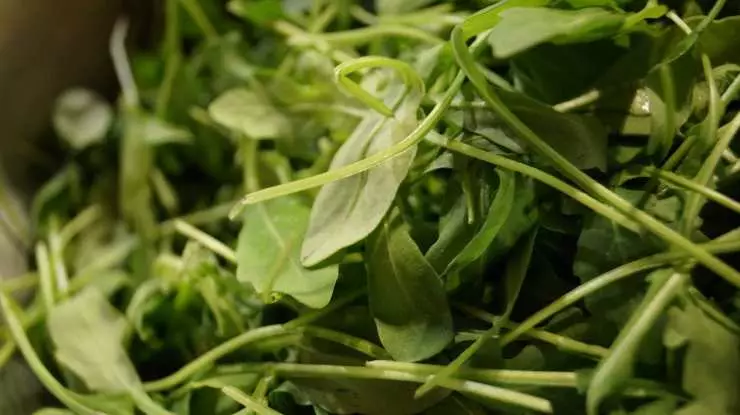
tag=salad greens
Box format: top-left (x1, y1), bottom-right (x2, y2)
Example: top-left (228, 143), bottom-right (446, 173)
top-left (2, 0), bottom-right (740, 414)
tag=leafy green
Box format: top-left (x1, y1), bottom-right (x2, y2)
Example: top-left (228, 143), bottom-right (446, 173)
top-left (367, 214), bottom-right (453, 362)
top-left (237, 196), bottom-right (339, 308)
top-left (300, 74), bottom-right (421, 266)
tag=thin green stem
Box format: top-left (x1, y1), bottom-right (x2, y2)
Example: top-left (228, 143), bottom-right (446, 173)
top-left (319, 25), bottom-right (443, 46)
top-left (159, 201), bottom-right (235, 233)
top-left (35, 242), bottom-right (55, 312)
top-left (156, 0), bottom-right (182, 118)
top-left (228, 44), bottom-right (480, 217)
top-left (48, 219), bottom-right (70, 298)
top-left (59, 205), bottom-right (102, 247)
top-left (552, 89), bottom-right (601, 113)
top-left (456, 304), bottom-right (608, 359)
top-left (179, 0), bottom-right (218, 41)
top-left (500, 237), bottom-right (740, 346)
top-left (110, 18), bottom-right (138, 108)
top-left (229, 363), bottom-right (553, 413)
top-left (334, 56), bottom-right (425, 117)
top-left (721, 72), bottom-right (740, 104)
top-left (301, 326), bottom-right (390, 359)
top-left (587, 272), bottom-right (688, 415)
top-left (646, 166), bottom-right (740, 215)
top-left (0, 272), bottom-right (38, 293)
top-left (682, 55), bottom-right (723, 235)
top-left (144, 325), bottom-right (289, 392)
top-left (173, 220), bottom-right (237, 264)
top-left (366, 361), bottom-right (577, 388)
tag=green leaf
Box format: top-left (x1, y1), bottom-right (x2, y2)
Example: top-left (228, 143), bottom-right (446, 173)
top-left (237, 196), bottom-right (339, 308)
top-left (511, 41), bottom-right (625, 105)
top-left (498, 88), bottom-right (609, 171)
top-left (487, 7), bottom-right (626, 59)
top-left (48, 287), bottom-right (141, 393)
top-left (53, 89), bottom-right (113, 150)
top-left (699, 16), bottom-right (740, 66)
top-left (664, 302), bottom-right (740, 415)
top-left (300, 77), bottom-right (421, 266)
top-left (367, 214), bottom-right (454, 362)
top-left (208, 88), bottom-right (289, 139)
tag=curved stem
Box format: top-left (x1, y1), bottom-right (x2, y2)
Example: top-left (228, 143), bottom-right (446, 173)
top-left (227, 35), bottom-right (490, 218)
top-left (334, 56), bottom-right (426, 117)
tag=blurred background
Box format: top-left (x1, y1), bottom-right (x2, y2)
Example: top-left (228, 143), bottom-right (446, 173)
top-left (0, 0), bottom-right (136, 412)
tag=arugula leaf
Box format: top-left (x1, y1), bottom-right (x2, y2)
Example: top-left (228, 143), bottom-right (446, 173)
top-left (237, 196), bottom-right (339, 308)
top-left (300, 74), bottom-right (421, 267)
top-left (48, 288), bottom-right (141, 393)
top-left (52, 89), bottom-right (113, 150)
top-left (367, 213), bottom-right (453, 362)
top-left (497, 88), bottom-right (609, 170)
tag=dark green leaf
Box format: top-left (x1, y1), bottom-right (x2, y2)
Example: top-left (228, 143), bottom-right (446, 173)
top-left (208, 88), bottom-right (289, 139)
top-left (52, 89), bottom-right (113, 150)
top-left (367, 214), bottom-right (453, 362)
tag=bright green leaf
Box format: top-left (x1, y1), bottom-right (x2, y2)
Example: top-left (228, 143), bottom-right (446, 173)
top-left (237, 196), bottom-right (339, 308)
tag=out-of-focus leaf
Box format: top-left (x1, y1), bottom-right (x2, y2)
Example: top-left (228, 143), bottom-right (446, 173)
top-left (53, 89), bottom-right (113, 150)
top-left (208, 88), bottom-right (289, 139)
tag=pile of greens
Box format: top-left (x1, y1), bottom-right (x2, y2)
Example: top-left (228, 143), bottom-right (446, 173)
top-left (3, 0), bottom-right (740, 413)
